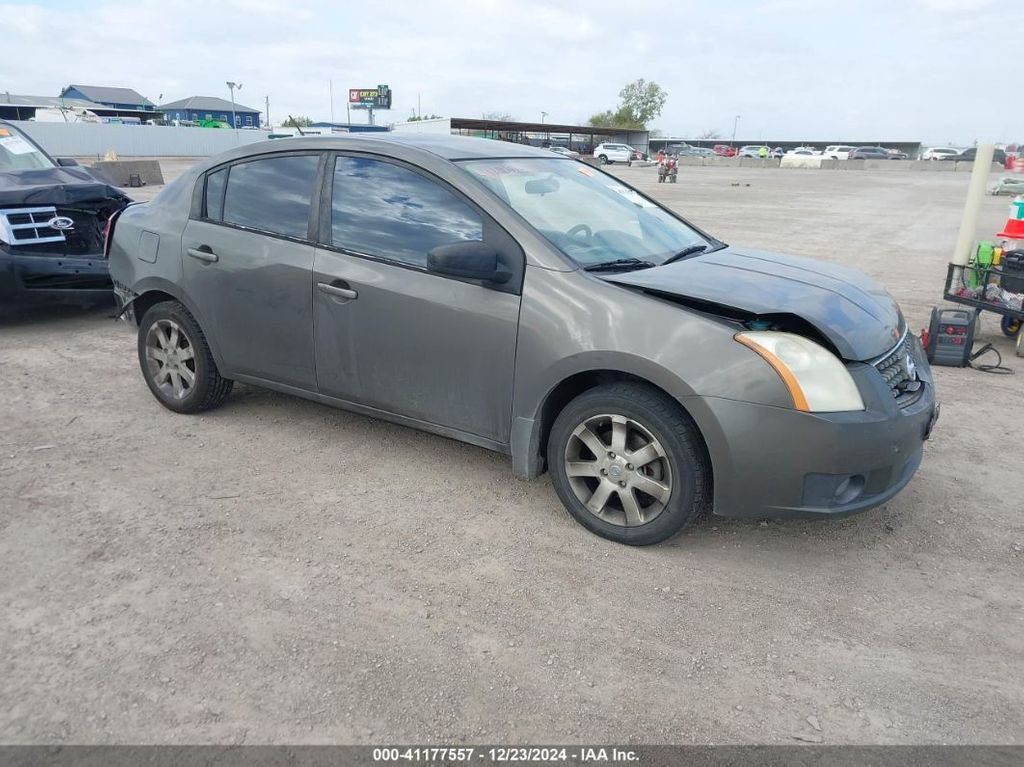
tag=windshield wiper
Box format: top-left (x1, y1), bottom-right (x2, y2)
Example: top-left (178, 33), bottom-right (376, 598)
top-left (582, 258), bottom-right (655, 273)
top-left (660, 244), bottom-right (709, 266)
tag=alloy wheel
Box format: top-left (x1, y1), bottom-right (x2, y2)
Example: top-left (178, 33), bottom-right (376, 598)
top-left (563, 413), bottom-right (672, 527)
top-left (144, 318), bottom-right (196, 400)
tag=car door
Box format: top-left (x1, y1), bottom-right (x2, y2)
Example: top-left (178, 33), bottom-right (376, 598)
top-left (312, 153), bottom-right (523, 443)
top-left (181, 151), bottom-right (324, 389)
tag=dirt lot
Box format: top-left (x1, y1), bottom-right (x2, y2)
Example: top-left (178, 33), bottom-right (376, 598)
top-left (1, 162), bottom-right (1022, 745)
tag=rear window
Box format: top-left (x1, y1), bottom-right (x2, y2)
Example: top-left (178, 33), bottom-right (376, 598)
top-left (220, 154), bottom-right (320, 239)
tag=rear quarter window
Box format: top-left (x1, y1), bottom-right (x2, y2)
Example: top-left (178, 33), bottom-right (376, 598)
top-left (204, 168), bottom-right (227, 220)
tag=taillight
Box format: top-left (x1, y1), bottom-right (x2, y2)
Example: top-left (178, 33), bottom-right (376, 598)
top-left (103, 208), bottom-right (124, 258)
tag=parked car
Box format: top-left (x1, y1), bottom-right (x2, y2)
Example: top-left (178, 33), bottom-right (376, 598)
top-left (770, 147), bottom-right (785, 159)
top-left (0, 120), bottom-right (130, 306)
top-left (785, 148), bottom-right (817, 157)
top-left (887, 150), bottom-right (909, 160)
top-left (920, 147), bottom-right (958, 161)
top-left (848, 146), bottom-right (893, 160)
top-left (593, 143), bottom-right (634, 164)
top-left (108, 135), bottom-right (938, 546)
top-left (682, 147), bottom-right (715, 158)
top-left (663, 143), bottom-right (690, 156)
top-left (548, 145), bottom-right (579, 158)
top-left (737, 145), bottom-right (769, 158)
top-left (940, 147), bottom-right (1007, 164)
top-left (823, 145), bottom-right (857, 160)
top-left (712, 144), bottom-right (737, 157)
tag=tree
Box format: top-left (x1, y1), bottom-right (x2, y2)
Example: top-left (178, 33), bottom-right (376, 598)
top-left (482, 111), bottom-right (515, 121)
top-left (287, 115), bottom-right (313, 127)
top-left (697, 129), bottom-right (722, 140)
top-left (587, 106), bottom-right (643, 131)
top-left (587, 79), bottom-right (667, 130)
top-left (408, 112), bottom-right (443, 122)
top-left (618, 79), bottom-right (667, 126)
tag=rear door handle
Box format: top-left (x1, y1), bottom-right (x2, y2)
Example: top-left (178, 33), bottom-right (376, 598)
top-left (317, 282), bottom-right (358, 300)
top-left (187, 247), bottom-right (218, 263)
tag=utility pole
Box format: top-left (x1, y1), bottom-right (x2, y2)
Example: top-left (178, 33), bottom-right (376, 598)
top-left (418, 92), bottom-right (421, 119)
top-left (226, 81), bottom-right (241, 137)
top-left (265, 95), bottom-right (270, 129)
top-left (732, 115), bottom-right (740, 147)
top-left (330, 80), bottom-right (335, 124)
top-left (541, 111), bottom-right (548, 123)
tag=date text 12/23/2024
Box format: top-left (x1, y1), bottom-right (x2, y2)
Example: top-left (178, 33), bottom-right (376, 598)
top-left (372, 747), bottom-right (639, 763)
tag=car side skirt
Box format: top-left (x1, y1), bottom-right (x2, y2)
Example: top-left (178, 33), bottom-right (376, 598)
top-left (231, 374), bottom-right (511, 457)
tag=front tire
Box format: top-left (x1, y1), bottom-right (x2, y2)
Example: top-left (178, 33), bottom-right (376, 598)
top-left (547, 383), bottom-right (711, 545)
top-left (137, 300), bottom-right (233, 414)
top-left (598, 155), bottom-right (608, 165)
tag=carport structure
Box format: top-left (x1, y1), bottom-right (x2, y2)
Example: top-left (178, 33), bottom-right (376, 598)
top-left (449, 117), bottom-right (650, 156)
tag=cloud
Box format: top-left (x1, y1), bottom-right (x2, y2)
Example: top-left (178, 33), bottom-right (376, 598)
top-left (916, 0), bottom-right (997, 11)
top-left (0, 0), bottom-right (1015, 143)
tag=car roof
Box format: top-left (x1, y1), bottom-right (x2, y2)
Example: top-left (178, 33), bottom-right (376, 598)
top-left (211, 132), bottom-right (562, 164)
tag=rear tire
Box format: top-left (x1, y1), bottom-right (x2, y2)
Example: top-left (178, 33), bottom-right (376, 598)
top-left (1000, 315), bottom-right (1021, 338)
top-left (547, 383), bottom-right (711, 545)
top-left (137, 300), bottom-right (233, 414)
top-left (598, 155), bottom-right (608, 165)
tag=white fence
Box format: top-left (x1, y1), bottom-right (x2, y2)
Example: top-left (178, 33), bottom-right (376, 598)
top-left (11, 121), bottom-right (269, 158)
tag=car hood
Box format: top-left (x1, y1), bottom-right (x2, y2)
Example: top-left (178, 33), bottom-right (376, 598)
top-left (604, 246), bottom-right (904, 361)
top-left (0, 166), bottom-right (129, 207)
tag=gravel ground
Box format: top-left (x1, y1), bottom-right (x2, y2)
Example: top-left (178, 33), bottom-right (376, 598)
top-left (1, 162), bottom-right (1022, 745)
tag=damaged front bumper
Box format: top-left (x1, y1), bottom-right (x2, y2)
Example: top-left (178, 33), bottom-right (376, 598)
top-left (0, 248), bottom-right (114, 305)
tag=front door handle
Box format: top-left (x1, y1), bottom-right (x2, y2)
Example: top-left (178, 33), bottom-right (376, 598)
top-left (317, 282), bottom-right (358, 300)
top-left (187, 247), bottom-right (219, 263)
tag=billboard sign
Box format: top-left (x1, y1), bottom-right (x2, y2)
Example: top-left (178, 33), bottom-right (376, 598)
top-left (348, 85), bottom-right (392, 109)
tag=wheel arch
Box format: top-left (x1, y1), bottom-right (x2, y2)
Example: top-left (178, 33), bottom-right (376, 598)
top-left (129, 278), bottom-right (227, 371)
top-left (511, 366), bottom-right (714, 491)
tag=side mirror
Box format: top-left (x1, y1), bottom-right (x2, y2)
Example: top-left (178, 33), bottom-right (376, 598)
top-left (427, 241), bottom-right (511, 284)
top-left (56, 157), bottom-right (79, 167)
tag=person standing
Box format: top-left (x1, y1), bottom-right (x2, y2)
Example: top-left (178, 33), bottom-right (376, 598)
top-left (758, 145), bottom-right (768, 160)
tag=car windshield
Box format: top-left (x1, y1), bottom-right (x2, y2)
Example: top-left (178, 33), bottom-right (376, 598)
top-left (0, 125), bottom-right (55, 171)
top-left (460, 158), bottom-right (713, 268)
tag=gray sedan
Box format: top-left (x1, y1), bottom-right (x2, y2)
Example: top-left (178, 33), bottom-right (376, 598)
top-left (108, 134), bottom-right (938, 545)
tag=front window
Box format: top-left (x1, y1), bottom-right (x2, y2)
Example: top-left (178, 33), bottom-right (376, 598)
top-left (0, 125), bottom-right (55, 171)
top-left (331, 156), bottom-right (483, 268)
top-left (460, 158), bottom-right (712, 268)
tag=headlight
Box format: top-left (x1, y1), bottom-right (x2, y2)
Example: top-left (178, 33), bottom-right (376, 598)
top-left (735, 331), bottom-right (865, 413)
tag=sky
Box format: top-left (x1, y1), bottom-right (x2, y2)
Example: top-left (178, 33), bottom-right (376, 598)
top-left (1, 0), bottom-right (1019, 145)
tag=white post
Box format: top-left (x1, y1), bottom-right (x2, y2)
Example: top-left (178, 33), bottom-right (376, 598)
top-left (951, 143), bottom-right (995, 265)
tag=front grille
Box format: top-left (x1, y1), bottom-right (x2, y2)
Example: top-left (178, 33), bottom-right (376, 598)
top-left (0, 206), bottom-right (65, 246)
top-left (0, 206), bottom-right (105, 256)
top-left (873, 333), bottom-right (923, 408)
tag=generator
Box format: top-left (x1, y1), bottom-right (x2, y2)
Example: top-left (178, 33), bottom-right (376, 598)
top-left (926, 307), bottom-right (976, 367)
